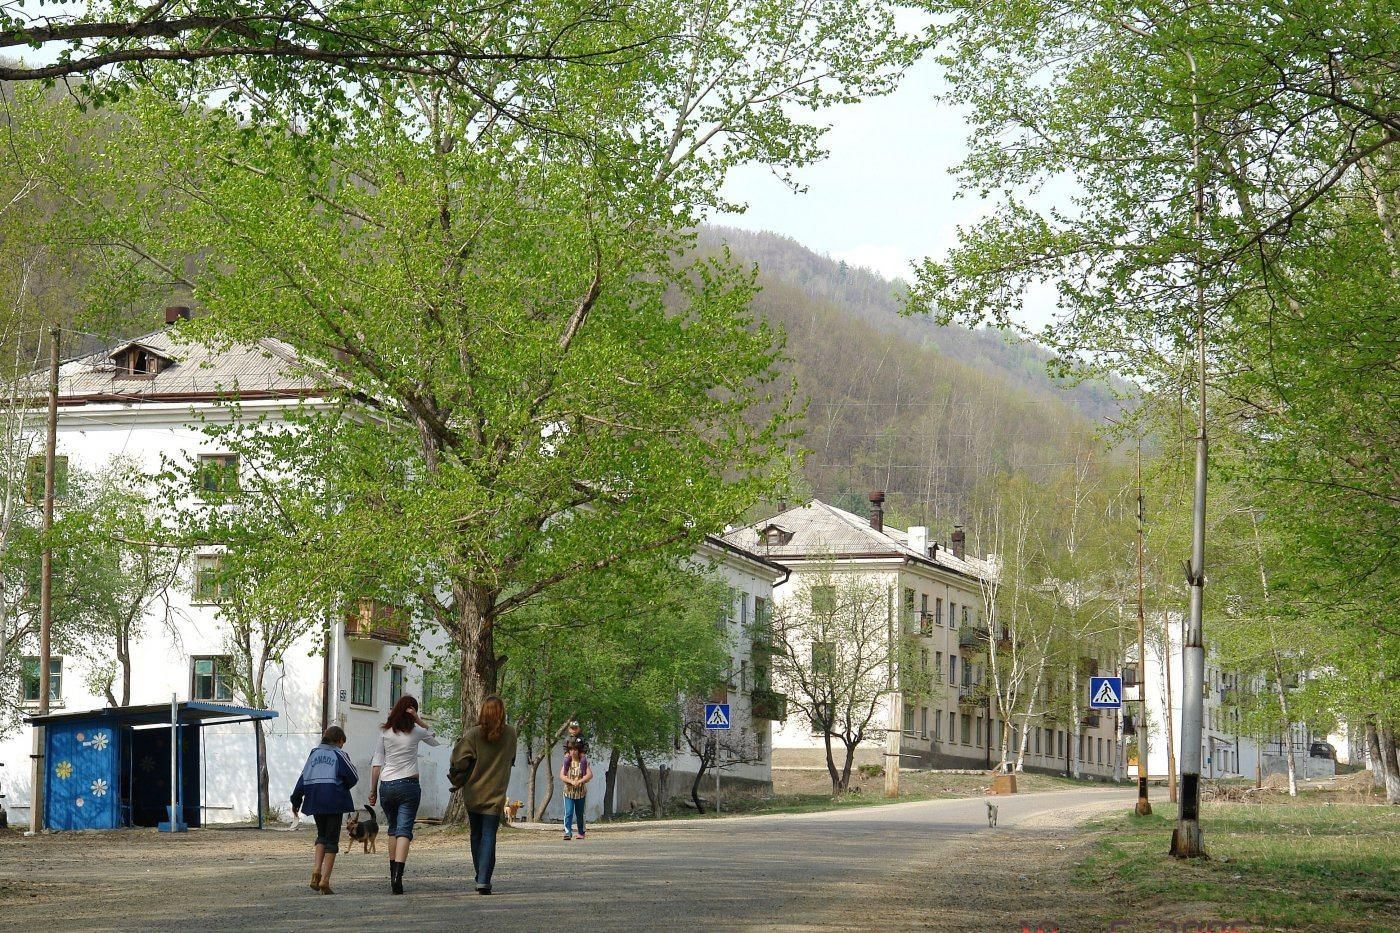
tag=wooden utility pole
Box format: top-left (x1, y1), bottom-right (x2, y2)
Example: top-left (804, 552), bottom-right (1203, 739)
top-left (28, 325), bottom-right (59, 834)
top-left (1134, 440), bottom-right (1151, 816)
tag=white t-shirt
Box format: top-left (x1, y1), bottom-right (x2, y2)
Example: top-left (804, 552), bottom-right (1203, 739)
top-left (370, 724), bottom-right (441, 782)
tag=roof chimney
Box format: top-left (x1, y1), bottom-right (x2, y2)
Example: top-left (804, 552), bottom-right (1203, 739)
top-left (868, 490), bottom-right (885, 532)
top-left (164, 306), bottom-right (191, 326)
top-left (951, 524), bottom-right (965, 559)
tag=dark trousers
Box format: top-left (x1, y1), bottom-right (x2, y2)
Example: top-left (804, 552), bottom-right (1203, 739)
top-left (312, 813), bottom-right (343, 854)
top-left (468, 810), bottom-right (502, 887)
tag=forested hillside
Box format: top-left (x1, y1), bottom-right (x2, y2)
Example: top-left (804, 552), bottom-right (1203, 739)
top-left (703, 226), bottom-right (1127, 531)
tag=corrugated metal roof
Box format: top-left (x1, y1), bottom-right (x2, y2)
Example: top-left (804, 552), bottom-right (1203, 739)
top-left (43, 326), bottom-right (324, 403)
top-left (723, 500), bottom-right (992, 580)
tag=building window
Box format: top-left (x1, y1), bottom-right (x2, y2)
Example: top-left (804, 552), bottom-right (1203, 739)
top-left (920, 649), bottom-right (928, 674)
top-left (21, 656), bottom-right (62, 703)
top-left (963, 605), bottom-right (971, 627)
top-left (921, 706), bottom-right (929, 738)
top-left (739, 659), bottom-right (749, 694)
top-left (738, 592), bottom-right (750, 627)
top-left (975, 716), bottom-right (983, 747)
top-left (904, 704), bottom-right (916, 734)
top-left (390, 665), bottom-right (406, 705)
top-left (197, 454), bottom-right (241, 498)
top-left (935, 651), bottom-right (943, 682)
top-left (1035, 727), bottom-right (1042, 754)
top-left (193, 554), bottom-right (227, 602)
top-left (811, 586), bottom-right (836, 615)
top-left (351, 658), bottom-right (375, 707)
top-left (935, 597), bottom-right (943, 626)
top-left (24, 455), bottom-right (69, 504)
top-left (191, 656), bottom-right (235, 701)
top-left (960, 713), bottom-right (972, 745)
top-left (950, 654), bottom-right (958, 684)
top-left (812, 641), bottom-right (835, 680)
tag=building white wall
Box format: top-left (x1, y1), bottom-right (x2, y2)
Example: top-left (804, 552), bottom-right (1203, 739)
top-left (0, 400), bottom-right (442, 827)
top-left (767, 558), bottom-right (1122, 779)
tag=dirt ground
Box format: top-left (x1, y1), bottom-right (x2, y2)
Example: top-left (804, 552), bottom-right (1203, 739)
top-left (0, 789), bottom-right (1133, 931)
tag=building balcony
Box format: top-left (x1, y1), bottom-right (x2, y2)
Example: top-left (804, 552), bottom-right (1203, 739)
top-left (957, 684), bottom-right (988, 709)
top-left (751, 688), bottom-right (788, 721)
top-left (345, 598), bottom-right (411, 646)
top-left (958, 626), bottom-right (990, 651)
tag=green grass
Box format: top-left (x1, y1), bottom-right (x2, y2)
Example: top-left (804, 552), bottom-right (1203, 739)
top-left (1076, 804), bottom-right (1400, 931)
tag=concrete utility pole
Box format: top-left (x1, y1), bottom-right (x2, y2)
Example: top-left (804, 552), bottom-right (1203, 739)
top-left (1172, 47), bottom-right (1209, 859)
top-left (27, 325), bottom-right (60, 834)
top-left (1134, 441), bottom-right (1151, 817)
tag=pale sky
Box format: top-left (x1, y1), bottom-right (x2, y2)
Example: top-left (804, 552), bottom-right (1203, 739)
top-left (717, 56), bottom-right (1060, 332)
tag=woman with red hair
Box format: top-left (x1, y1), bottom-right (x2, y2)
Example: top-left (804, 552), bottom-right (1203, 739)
top-left (449, 695), bottom-right (518, 894)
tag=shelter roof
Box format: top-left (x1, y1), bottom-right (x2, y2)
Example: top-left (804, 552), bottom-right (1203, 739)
top-left (26, 701), bottom-right (278, 728)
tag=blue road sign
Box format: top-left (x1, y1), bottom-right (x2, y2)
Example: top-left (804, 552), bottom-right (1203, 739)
top-left (704, 703), bottom-right (731, 730)
top-left (1089, 676), bottom-right (1123, 710)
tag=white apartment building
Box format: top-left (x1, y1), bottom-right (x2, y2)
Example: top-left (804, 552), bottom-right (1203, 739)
top-left (724, 494), bottom-right (1122, 779)
top-left (3, 310), bottom-right (785, 828)
top-left (1134, 616), bottom-right (1333, 783)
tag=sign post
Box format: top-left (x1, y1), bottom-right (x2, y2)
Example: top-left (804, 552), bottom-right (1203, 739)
top-left (704, 703), bottom-right (730, 815)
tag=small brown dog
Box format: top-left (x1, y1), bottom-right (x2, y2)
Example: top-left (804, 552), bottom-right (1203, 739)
top-left (346, 805), bottom-right (379, 854)
top-left (505, 800), bottom-right (524, 824)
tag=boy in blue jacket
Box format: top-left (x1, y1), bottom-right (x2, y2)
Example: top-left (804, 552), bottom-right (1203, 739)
top-left (291, 725), bottom-right (358, 894)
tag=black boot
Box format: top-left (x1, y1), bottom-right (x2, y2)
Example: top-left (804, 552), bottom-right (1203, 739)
top-left (391, 860), bottom-right (405, 895)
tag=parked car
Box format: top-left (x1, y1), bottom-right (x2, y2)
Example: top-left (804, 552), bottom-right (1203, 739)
top-left (1309, 741), bottom-right (1336, 760)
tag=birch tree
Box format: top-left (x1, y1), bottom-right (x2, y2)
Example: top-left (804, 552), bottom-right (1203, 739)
top-left (770, 568), bottom-right (907, 793)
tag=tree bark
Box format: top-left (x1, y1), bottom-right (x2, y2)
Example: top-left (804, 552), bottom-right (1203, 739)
top-left (633, 746), bottom-right (661, 818)
top-left (602, 746), bottom-right (621, 821)
top-left (823, 731), bottom-right (843, 794)
top-left (1380, 724), bottom-right (1400, 805)
top-left (254, 717), bottom-right (271, 822)
top-left (1366, 720), bottom-right (1384, 788)
top-left (690, 742), bottom-right (710, 815)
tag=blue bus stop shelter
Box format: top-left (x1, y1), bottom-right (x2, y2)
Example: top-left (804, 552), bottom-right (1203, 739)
top-left (27, 701), bottom-right (278, 832)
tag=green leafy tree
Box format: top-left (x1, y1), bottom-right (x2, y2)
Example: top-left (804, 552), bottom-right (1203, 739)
top-left (771, 567), bottom-right (920, 794)
top-left (8, 0), bottom-right (916, 731)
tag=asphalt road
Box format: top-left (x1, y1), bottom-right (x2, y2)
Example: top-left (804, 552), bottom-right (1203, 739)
top-left (4, 786), bottom-right (1132, 931)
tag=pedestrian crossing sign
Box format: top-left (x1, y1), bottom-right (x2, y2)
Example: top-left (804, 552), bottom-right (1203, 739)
top-left (704, 702), bottom-right (732, 730)
top-left (1090, 676), bottom-right (1123, 709)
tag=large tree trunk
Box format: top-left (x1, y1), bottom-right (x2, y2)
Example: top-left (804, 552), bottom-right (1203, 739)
top-left (1366, 720), bottom-right (1384, 788)
top-left (823, 731), bottom-right (843, 793)
top-left (839, 741), bottom-right (857, 792)
top-left (690, 743), bottom-right (711, 815)
top-left (602, 746), bottom-right (621, 821)
top-left (1273, 670), bottom-right (1298, 796)
top-left (443, 589), bottom-right (501, 826)
top-left (1380, 724), bottom-right (1400, 805)
top-left (634, 746), bottom-right (662, 818)
top-left (118, 630), bottom-right (132, 706)
top-left (254, 717), bottom-right (271, 822)
top-left (539, 747), bottom-right (557, 818)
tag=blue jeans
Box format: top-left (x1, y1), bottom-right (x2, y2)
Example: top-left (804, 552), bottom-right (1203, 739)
top-left (563, 795), bottom-right (586, 837)
top-left (468, 810), bottom-right (501, 888)
top-left (379, 777), bottom-right (421, 840)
